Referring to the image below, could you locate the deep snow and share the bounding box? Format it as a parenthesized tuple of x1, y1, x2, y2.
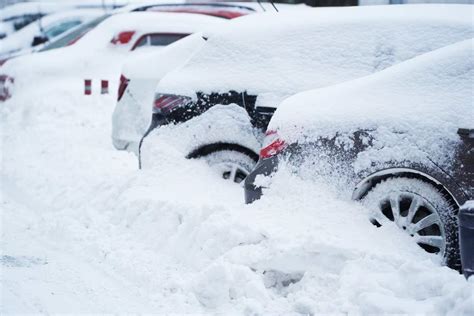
(1, 68, 473, 314)
(156, 4, 474, 108)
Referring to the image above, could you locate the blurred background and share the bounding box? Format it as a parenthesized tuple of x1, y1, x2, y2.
(2, 0, 473, 9)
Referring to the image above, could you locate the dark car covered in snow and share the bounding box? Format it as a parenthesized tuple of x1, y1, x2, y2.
(244, 40, 474, 272)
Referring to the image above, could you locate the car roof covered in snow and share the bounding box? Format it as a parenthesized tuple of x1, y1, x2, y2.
(156, 4, 474, 107)
(121, 32, 207, 79)
(270, 39, 474, 139)
(72, 11, 225, 50)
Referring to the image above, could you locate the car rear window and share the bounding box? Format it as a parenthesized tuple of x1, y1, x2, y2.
(133, 33, 189, 50)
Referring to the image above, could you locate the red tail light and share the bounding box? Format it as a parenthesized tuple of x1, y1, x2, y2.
(117, 74, 129, 101)
(110, 31, 136, 45)
(153, 94, 192, 114)
(260, 130, 287, 159)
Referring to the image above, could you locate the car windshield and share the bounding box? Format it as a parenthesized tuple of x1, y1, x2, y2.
(40, 14, 110, 52)
(44, 20, 82, 39)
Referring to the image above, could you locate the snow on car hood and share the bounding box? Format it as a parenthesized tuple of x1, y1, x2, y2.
(269, 39, 474, 173)
(157, 4, 474, 107)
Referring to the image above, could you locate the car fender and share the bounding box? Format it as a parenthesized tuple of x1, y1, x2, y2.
(352, 165, 469, 208)
(140, 103, 262, 169)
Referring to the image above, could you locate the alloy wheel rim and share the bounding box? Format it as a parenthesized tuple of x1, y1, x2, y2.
(370, 192, 446, 256)
(212, 162, 249, 183)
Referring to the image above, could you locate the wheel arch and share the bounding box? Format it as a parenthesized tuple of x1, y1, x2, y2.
(352, 168, 461, 209)
(186, 142, 259, 162)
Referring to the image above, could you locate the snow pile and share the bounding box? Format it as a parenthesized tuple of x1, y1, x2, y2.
(1, 60, 473, 313)
(157, 4, 474, 107)
(270, 39, 474, 173)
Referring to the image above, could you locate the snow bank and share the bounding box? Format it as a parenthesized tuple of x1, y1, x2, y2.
(270, 39, 474, 173)
(2, 59, 473, 313)
(157, 4, 474, 108)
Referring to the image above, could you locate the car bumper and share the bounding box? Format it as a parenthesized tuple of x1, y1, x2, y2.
(244, 155, 279, 204)
(459, 200, 474, 279)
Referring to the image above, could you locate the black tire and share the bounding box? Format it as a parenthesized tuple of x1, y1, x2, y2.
(361, 177, 460, 270)
(203, 150, 257, 184)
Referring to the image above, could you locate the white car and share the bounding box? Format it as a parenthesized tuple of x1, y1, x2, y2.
(0, 9, 104, 59)
(139, 4, 474, 182)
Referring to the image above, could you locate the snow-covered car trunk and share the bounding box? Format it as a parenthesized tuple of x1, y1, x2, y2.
(111, 33, 218, 153)
(244, 39, 474, 271)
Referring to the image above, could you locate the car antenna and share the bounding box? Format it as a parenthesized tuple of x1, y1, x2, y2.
(37, 4, 44, 34)
(256, 0, 266, 12)
(269, 0, 279, 12)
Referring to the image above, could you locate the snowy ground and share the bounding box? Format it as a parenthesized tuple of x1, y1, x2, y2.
(1, 82, 473, 314)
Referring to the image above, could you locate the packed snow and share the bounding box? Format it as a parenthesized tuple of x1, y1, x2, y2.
(1, 52, 473, 315)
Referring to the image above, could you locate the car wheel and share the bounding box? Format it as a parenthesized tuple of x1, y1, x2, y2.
(361, 177, 460, 269)
(203, 150, 257, 184)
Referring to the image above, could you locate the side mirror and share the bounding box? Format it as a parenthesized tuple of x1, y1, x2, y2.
(32, 35, 48, 47)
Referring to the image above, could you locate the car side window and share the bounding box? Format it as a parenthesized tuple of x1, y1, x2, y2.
(44, 20, 82, 39)
(133, 33, 189, 50)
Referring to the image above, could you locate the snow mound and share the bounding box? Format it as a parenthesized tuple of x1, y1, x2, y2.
(2, 71, 474, 313)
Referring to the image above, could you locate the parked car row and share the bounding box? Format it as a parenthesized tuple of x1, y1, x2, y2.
(2, 2, 472, 277)
(130, 4, 472, 275)
(0, 1, 285, 101)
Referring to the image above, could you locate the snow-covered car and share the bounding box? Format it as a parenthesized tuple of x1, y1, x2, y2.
(112, 33, 212, 153)
(111, 3, 268, 152)
(244, 39, 474, 272)
(0, 9, 104, 59)
(0, 11, 224, 102)
(139, 4, 474, 183)
(0, 0, 125, 38)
